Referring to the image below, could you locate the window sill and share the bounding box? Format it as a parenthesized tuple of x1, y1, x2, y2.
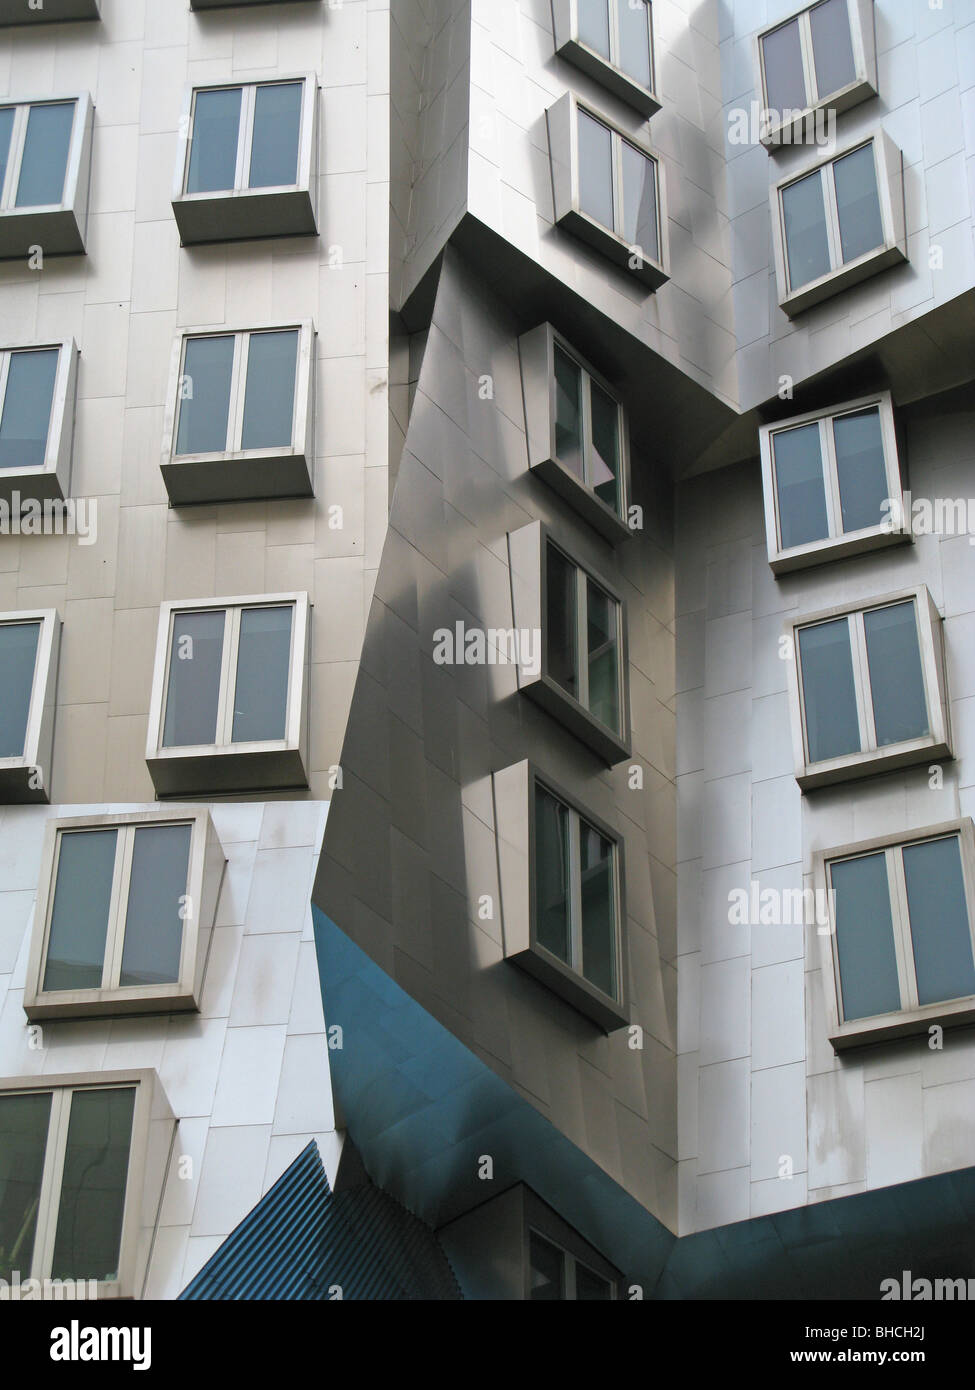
(780, 242, 907, 316)
(172, 186, 318, 246)
(555, 37, 660, 118)
(23, 984, 201, 1022)
(529, 454, 632, 544)
(147, 743, 308, 797)
(830, 996, 975, 1052)
(162, 446, 314, 505)
(798, 734, 952, 792)
(769, 522, 911, 574)
(556, 207, 668, 291)
(0, 761, 49, 804)
(0, 206, 88, 260)
(0, 0, 99, 21)
(521, 674, 630, 767)
(761, 77, 878, 150)
(507, 941, 629, 1033)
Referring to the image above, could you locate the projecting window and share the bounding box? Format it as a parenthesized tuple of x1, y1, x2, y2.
(818, 822, 975, 1049)
(146, 593, 310, 795)
(548, 92, 669, 290)
(787, 588, 950, 790)
(162, 323, 315, 503)
(760, 391, 906, 572)
(529, 1230, 614, 1300)
(172, 78, 318, 245)
(0, 341, 78, 504)
(0, 0, 100, 22)
(0, 610, 59, 804)
(0, 95, 93, 258)
(0, 1072, 174, 1297)
(757, 0, 877, 146)
(771, 133, 906, 313)
(552, 0, 659, 116)
(23, 811, 225, 1020)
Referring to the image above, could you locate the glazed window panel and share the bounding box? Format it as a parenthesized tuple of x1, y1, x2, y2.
(0, 619, 41, 758)
(174, 329, 300, 458)
(184, 81, 305, 196)
(545, 541, 622, 738)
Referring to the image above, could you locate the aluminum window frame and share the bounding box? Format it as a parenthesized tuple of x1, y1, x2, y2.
(0, 338, 78, 505)
(786, 585, 950, 790)
(527, 1227, 616, 1300)
(756, 0, 877, 148)
(552, 0, 660, 117)
(816, 819, 975, 1050)
(23, 809, 225, 1021)
(0, 93, 93, 259)
(759, 389, 907, 572)
(0, 608, 60, 804)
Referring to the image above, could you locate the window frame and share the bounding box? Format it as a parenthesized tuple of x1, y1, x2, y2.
(0, 339, 78, 505)
(552, 0, 660, 117)
(816, 819, 975, 1050)
(770, 131, 906, 315)
(0, 0, 99, 23)
(171, 76, 319, 246)
(0, 608, 60, 805)
(146, 592, 311, 796)
(161, 321, 315, 504)
(547, 90, 670, 290)
(786, 585, 950, 790)
(23, 809, 226, 1021)
(527, 1226, 617, 1300)
(759, 389, 907, 572)
(756, 0, 877, 149)
(0, 93, 93, 259)
(0, 1070, 175, 1300)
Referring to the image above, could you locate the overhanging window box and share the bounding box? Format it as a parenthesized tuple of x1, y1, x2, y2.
(172, 77, 318, 245)
(0, 609, 59, 805)
(547, 91, 669, 290)
(760, 390, 908, 573)
(146, 592, 310, 796)
(0, 340, 78, 506)
(817, 821, 975, 1051)
(0, 94, 93, 259)
(509, 521, 630, 765)
(519, 324, 632, 543)
(23, 810, 225, 1022)
(0, 1070, 174, 1299)
(787, 586, 950, 791)
(0, 0, 99, 21)
(162, 322, 315, 504)
(552, 0, 659, 117)
(757, 0, 877, 148)
(493, 760, 628, 1032)
(771, 132, 906, 314)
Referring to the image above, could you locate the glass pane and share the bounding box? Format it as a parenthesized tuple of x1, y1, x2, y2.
(534, 786, 570, 965)
(798, 618, 861, 762)
(589, 380, 621, 512)
(833, 407, 888, 533)
(0, 620, 40, 758)
(863, 602, 929, 747)
(832, 853, 901, 1021)
(587, 578, 620, 734)
(0, 348, 59, 470)
(762, 18, 807, 114)
(119, 824, 192, 988)
(553, 346, 583, 479)
(576, 1263, 612, 1299)
(43, 829, 117, 993)
(618, 0, 653, 90)
(620, 141, 658, 262)
(240, 330, 299, 451)
(248, 82, 302, 189)
(546, 544, 579, 703)
(580, 819, 616, 998)
(15, 102, 74, 208)
(810, 0, 857, 99)
(577, 110, 614, 231)
(578, 0, 610, 58)
(0, 1091, 51, 1282)
(529, 1232, 565, 1300)
(0, 107, 15, 199)
(231, 605, 293, 743)
(772, 423, 829, 549)
(903, 838, 975, 1008)
(162, 608, 226, 748)
(51, 1087, 135, 1283)
(175, 336, 235, 456)
(186, 87, 242, 194)
(834, 144, 883, 265)
(782, 170, 831, 289)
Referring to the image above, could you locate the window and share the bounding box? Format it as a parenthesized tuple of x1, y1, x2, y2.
(552, 0, 659, 116)
(787, 587, 950, 789)
(529, 1230, 614, 1300)
(0, 609, 59, 804)
(818, 822, 975, 1049)
(548, 91, 669, 289)
(771, 133, 906, 313)
(0, 1072, 174, 1298)
(518, 324, 631, 542)
(172, 78, 318, 245)
(0, 96, 92, 258)
(162, 323, 315, 503)
(23, 810, 225, 1020)
(757, 0, 877, 146)
(0, 0, 99, 23)
(0, 341, 78, 504)
(760, 391, 906, 571)
(146, 593, 310, 795)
